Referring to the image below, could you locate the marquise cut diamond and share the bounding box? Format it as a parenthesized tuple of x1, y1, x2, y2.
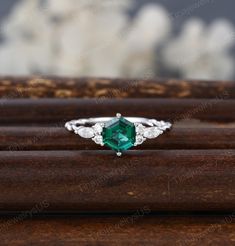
(77, 127, 95, 138)
(143, 127, 163, 139)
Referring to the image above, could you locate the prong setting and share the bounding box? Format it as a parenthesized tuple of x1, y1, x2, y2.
(116, 152, 122, 157)
(116, 113, 122, 118)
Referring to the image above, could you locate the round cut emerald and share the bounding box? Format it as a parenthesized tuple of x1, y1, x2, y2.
(102, 117, 136, 152)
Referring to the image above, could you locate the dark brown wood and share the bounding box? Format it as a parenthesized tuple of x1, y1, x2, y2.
(0, 76, 234, 99)
(0, 76, 234, 245)
(0, 126, 234, 150)
(0, 98, 234, 124)
(0, 216, 234, 245)
(0, 150, 234, 212)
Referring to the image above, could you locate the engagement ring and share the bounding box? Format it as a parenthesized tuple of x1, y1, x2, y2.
(65, 113, 172, 156)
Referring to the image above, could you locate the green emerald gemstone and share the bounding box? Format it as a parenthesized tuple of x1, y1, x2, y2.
(102, 117, 136, 152)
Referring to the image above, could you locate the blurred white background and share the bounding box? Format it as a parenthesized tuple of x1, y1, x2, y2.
(0, 0, 234, 80)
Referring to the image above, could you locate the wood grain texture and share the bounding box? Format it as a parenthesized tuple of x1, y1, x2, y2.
(0, 76, 234, 99)
(0, 76, 234, 245)
(0, 216, 234, 245)
(0, 150, 234, 212)
(0, 126, 234, 150)
(0, 98, 234, 124)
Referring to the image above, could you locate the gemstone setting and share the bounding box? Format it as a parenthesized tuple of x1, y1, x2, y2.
(143, 127, 163, 139)
(102, 116, 136, 152)
(92, 135, 104, 145)
(76, 127, 95, 138)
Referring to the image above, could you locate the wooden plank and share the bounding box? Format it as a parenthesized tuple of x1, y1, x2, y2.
(0, 216, 234, 245)
(0, 76, 234, 99)
(0, 98, 234, 124)
(0, 150, 234, 212)
(0, 126, 234, 150)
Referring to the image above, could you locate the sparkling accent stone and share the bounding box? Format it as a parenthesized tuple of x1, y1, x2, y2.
(93, 135, 103, 145)
(144, 127, 163, 139)
(135, 123, 146, 135)
(135, 135, 146, 146)
(77, 127, 95, 138)
(93, 123, 103, 134)
(102, 117, 136, 152)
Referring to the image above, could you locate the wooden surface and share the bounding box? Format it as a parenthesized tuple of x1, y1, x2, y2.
(0, 76, 234, 98)
(0, 98, 234, 124)
(0, 125, 234, 150)
(0, 216, 234, 245)
(0, 77, 234, 245)
(0, 78, 234, 212)
(0, 150, 234, 212)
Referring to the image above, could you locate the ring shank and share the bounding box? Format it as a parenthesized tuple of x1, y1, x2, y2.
(67, 117, 171, 128)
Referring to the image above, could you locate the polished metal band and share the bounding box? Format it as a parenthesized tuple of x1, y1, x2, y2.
(65, 117, 171, 130)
